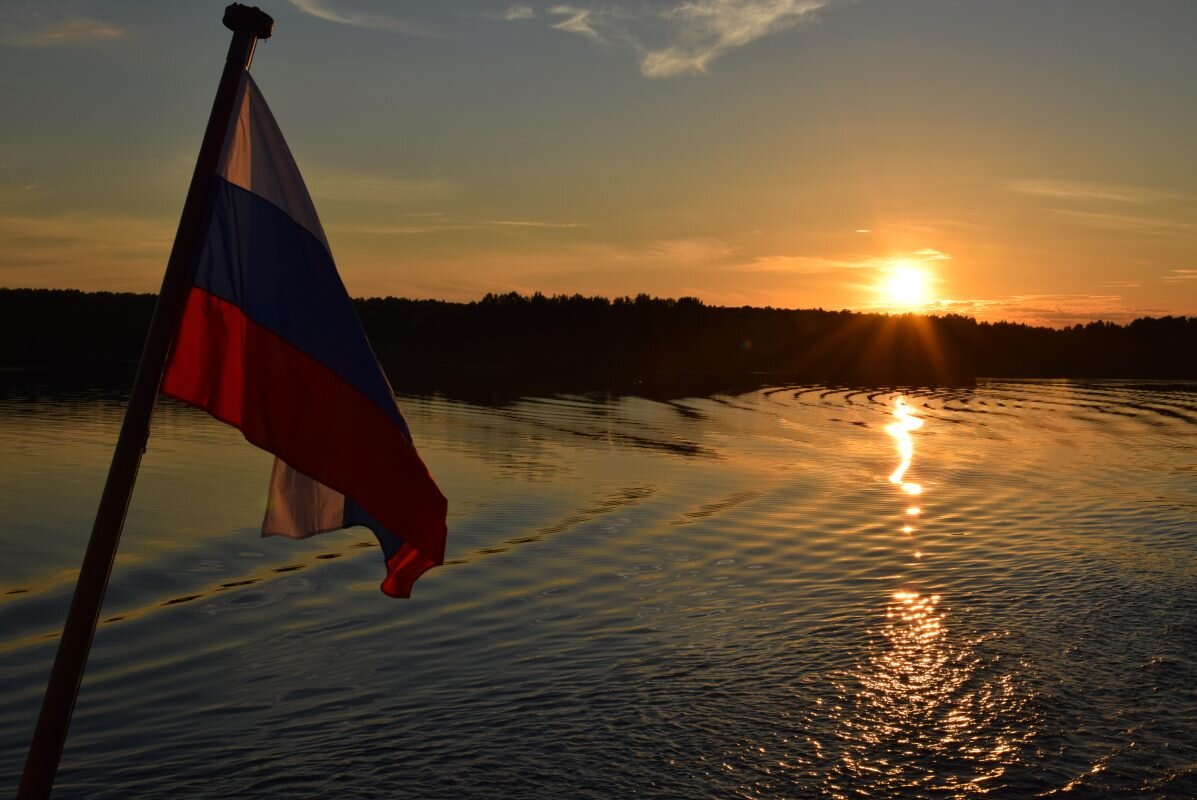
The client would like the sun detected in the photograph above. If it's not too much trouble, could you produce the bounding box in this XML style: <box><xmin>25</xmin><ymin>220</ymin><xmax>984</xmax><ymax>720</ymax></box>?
<box><xmin>880</xmin><ymin>260</ymin><xmax>933</xmax><ymax>309</ymax></box>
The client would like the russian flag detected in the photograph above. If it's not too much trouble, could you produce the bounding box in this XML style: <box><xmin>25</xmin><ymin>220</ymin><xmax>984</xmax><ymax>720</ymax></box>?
<box><xmin>162</xmin><ymin>74</ymin><xmax>448</xmax><ymax>597</ymax></box>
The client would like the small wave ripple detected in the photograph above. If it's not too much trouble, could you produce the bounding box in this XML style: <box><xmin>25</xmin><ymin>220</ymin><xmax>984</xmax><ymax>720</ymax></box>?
<box><xmin>1</xmin><ymin>381</ymin><xmax>1195</xmax><ymax>798</ymax></box>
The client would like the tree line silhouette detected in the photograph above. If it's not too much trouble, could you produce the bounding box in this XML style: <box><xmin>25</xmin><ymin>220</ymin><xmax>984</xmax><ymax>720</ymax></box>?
<box><xmin>2</xmin><ymin>288</ymin><xmax>1193</xmax><ymax>396</ymax></box>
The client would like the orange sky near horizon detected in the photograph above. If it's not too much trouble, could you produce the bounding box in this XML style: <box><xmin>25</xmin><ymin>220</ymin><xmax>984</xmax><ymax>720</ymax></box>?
<box><xmin>1</xmin><ymin>0</ymin><xmax>1194</xmax><ymax>328</ymax></box>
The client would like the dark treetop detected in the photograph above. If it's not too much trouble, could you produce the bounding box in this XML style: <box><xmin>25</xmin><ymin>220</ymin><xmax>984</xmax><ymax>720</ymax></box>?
<box><xmin>3</xmin><ymin>288</ymin><xmax>1194</xmax><ymax>398</ymax></box>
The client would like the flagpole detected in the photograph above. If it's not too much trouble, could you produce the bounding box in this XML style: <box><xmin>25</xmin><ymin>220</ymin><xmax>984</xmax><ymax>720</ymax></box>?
<box><xmin>17</xmin><ymin>6</ymin><xmax>274</xmax><ymax>798</ymax></box>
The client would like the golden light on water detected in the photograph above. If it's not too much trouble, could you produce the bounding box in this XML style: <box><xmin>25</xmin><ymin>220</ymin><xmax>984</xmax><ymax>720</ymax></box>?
<box><xmin>887</xmin><ymin>397</ymin><xmax>926</xmax><ymax>559</ymax></box>
<box><xmin>828</xmin><ymin>583</ymin><xmax>1031</xmax><ymax>794</ymax></box>
<box><xmin>885</xmin><ymin>398</ymin><xmax>924</xmax><ymax>496</ymax></box>
<box><xmin>822</xmin><ymin>392</ymin><xmax>1032</xmax><ymax>794</ymax></box>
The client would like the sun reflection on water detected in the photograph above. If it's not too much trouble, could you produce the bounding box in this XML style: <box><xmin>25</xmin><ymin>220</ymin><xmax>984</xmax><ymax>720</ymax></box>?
<box><xmin>886</xmin><ymin>397</ymin><xmax>924</xmax><ymax>496</ymax></box>
<box><xmin>821</xmin><ymin>587</ymin><xmax>1033</xmax><ymax>798</ymax></box>
<box><xmin>815</xmin><ymin>394</ymin><xmax>1035</xmax><ymax>797</ymax></box>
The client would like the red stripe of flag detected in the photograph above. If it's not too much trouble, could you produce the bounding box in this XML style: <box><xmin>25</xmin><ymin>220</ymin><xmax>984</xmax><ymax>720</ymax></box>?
<box><xmin>163</xmin><ymin>287</ymin><xmax>447</xmax><ymax>566</ymax></box>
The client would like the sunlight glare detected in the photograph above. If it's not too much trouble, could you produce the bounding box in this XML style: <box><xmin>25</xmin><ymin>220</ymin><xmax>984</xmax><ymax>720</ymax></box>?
<box><xmin>885</xmin><ymin>397</ymin><xmax>924</xmax><ymax>496</ymax></box>
<box><xmin>881</xmin><ymin>260</ymin><xmax>933</xmax><ymax>309</ymax></box>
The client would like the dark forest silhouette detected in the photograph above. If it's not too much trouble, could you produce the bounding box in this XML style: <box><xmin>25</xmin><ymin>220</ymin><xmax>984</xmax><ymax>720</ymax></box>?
<box><xmin>2</xmin><ymin>288</ymin><xmax>1194</xmax><ymax>397</ymax></box>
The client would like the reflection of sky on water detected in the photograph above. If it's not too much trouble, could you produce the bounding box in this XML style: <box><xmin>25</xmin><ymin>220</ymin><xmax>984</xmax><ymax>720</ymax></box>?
<box><xmin>2</xmin><ymin>382</ymin><xmax>1195</xmax><ymax>797</ymax></box>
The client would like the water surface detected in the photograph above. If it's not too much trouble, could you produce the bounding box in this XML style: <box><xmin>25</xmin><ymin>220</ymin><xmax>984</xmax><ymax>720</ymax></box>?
<box><xmin>2</xmin><ymin>380</ymin><xmax>1195</xmax><ymax>798</ymax></box>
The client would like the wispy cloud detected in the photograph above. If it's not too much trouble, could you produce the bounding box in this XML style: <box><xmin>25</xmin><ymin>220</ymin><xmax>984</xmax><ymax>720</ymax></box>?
<box><xmin>1163</xmin><ymin>269</ymin><xmax>1197</xmax><ymax>283</ymax></box>
<box><xmin>549</xmin><ymin>5</ymin><xmax>604</xmax><ymax>40</ymax></box>
<box><xmin>912</xmin><ymin>248</ymin><xmax>951</xmax><ymax>261</ymax></box>
<box><xmin>328</xmin><ymin>217</ymin><xmax>584</xmax><ymax>238</ymax></box>
<box><xmin>933</xmin><ymin>294</ymin><xmax>1171</xmax><ymax>328</ymax></box>
<box><xmin>648</xmin><ymin>237</ymin><xmax>738</xmax><ymax>261</ymax></box>
<box><xmin>503</xmin><ymin>5</ymin><xmax>536</xmax><ymax>21</ymax></box>
<box><xmin>286</xmin><ymin>0</ymin><xmax>441</xmax><ymax>36</ymax></box>
<box><xmin>305</xmin><ymin>169</ymin><xmax>454</xmax><ymax>204</ymax></box>
<box><xmin>1008</xmin><ymin>179</ymin><xmax>1181</xmax><ymax>205</ymax></box>
<box><xmin>872</xmin><ymin>217</ymin><xmax>985</xmax><ymax>237</ymax></box>
<box><xmin>1049</xmin><ymin>208</ymin><xmax>1195</xmax><ymax>236</ymax></box>
<box><xmin>328</xmin><ymin>223</ymin><xmax>479</xmax><ymax>236</ymax></box>
<box><xmin>737</xmin><ymin>246</ymin><xmax>951</xmax><ymax>274</ymax></box>
<box><xmin>737</xmin><ymin>254</ymin><xmax>870</xmax><ymax>273</ymax></box>
<box><xmin>520</xmin><ymin>237</ymin><xmax>740</xmax><ymax>270</ymax></box>
<box><xmin>1010</xmin><ymin>179</ymin><xmax>1196</xmax><ymax>241</ymax></box>
<box><xmin>485</xmin><ymin>219</ymin><xmax>583</xmax><ymax>229</ymax></box>
<box><xmin>0</xmin><ymin>6</ymin><xmax>123</xmax><ymax>47</ymax></box>
<box><xmin>0</xmin><ymin>212</ymin><xmax>173</xmax><ymax>289</ymax></box>
<box><xmin>548</xmin><ymin>0</ymin><xmax>834</xmax><ymax>78</ymax></box>
<box><xmin>644</xmin><ymin>0</ymin><xmax>830</xmax><ymax>77</ymax></box>
<box><xmin>0</xmin><ymin>212</ymin><xmax>171</xmax><ymax>251</ymax></box>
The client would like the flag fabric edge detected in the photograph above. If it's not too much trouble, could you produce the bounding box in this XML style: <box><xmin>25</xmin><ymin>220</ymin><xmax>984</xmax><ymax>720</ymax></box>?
<box><xmin>161</xmin><ymin>73</ymin><xmax>448</xmax><ymax>598</ymax></box>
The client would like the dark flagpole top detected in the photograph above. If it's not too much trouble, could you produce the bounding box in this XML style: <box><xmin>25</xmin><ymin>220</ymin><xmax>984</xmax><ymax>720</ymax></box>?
<box><xmin>223</xmin><ymin>3</ymin><xmax>274</xmax><ymax>38</ymax></box>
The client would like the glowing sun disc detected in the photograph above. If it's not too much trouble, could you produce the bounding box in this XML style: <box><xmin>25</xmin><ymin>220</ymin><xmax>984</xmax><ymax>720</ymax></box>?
<box><xmin>881</xmin><ymin>262</ymin><xmax>933</xmax><ymax>308</ymax></box>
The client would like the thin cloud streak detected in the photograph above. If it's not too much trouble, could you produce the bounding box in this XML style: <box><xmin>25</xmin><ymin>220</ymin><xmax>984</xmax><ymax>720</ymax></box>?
<box><xmin>305</xmin><ymin>169</ymin><xmax>454</xmax><ymax>204</ymax></box>
<box><xmin>1009</xmin><ymin>179</ymin><xmax>1181</xmax><ymax>205</ymax></box>
<box><xmin>736</xmin><ymin>254</ymin><xmax>873</xmax><ymax>273</ymax></box>
<box><xmin>737</xmin><ymin>247</ymin><xmax>952</xmax><ymax>274</ymax></box>
<box><xmin>328</xmin><ymin>223</ymin><xmax>481</xmax><ymax>236</ymax></box>
<box><xmin>286</xmin><ymin>0</ymin><xmax>443</xmax><ymax>37</ymax></box>
<box><xmin>547</xmin><ymin>0</ymin><xmax>835</xmax><ymax>78</ymax></box>
<box><xmin>0</xmin><ymin>212</ymin><xmax>173</xmax><ymax>288</ymax></box>
<box><xmin>503</xmin><ymin>5</ymin><xmax>536</xmax><ymax>21</ymax></box>
<box><xmin>0</xmin><ymin>11</ymin><xmax>124</xmax><ymax>47</ymax></box>
<box><xmin>648</xmin><ymin>238</ymin><xmax>739</xmax><ymax>262</ymax></box>
<box><xmin>485</xmin><ymin>220</ymin><xmax>583</xmax><ymax>229</ymax></box>
<box><xmin>933</xmin><ymin>294</ymin><xmax>1171</xmax><ymax>328</ymax></box>
<box><xmin>913</xmin><ymin>248</ymin><xmax>951</xmax><ymax>261</ymax></box>
<box><xmin>1049</xmin><ymin>208</ymin><xmax>1195</xmax><ymax>236</ymax></box>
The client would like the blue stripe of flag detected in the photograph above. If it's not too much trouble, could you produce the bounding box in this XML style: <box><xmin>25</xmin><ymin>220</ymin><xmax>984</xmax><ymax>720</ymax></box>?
<box><xmin>193</xmin><ymin>178</ymin><xmax>411</xmax><ymax>439</ymax></box>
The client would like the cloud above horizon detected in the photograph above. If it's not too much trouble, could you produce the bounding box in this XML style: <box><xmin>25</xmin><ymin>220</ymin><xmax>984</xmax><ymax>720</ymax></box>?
<box><xmin>736</xmin><ymin>246</ymin><xmax>954</xmax><ymax>275</ymax></box>
<box><xmin>548</xmin><ymin>0</ymin><xmax>834</xmax><ymax>78</ymax></box>
<box><xmin>485</xmin><ymin>219</ymin><xmax>583</xmax><ymax>229</ymax></box>
<box><xmin>932</xmin><ymin>294</ymin><xmax>1172</xmax><ymax>328</ymax></box>
<box><xmin>0</xmin><ymin>5</ymin><xmax>123</xmax><ymax>47</ymax></box>
<box><xmin>1008</xmin><ymin>179</ymin><xmax>1181</xmax><ymax>205</ymax></box>
<box><xmin>283</xmin><ymin>1</ymin><xmax>835</xmax><ymax>77</ymax></box>
<box><xmin>504</xmin><ymin>5</ymin><xmax>537</xmax><ymax>21</ymax></box>
<box><xmin>0</xmin><ymin>211</ymin><xmax>172</xmax><ymax>289</ymax></box>
<box><xmin>303</xmin><ymin>168</ymin><xmax>455</xmax><ymax>205</ymax></box>
<box><xmin>286</xmin><ymin>0</ymin><xmax>441</xmax><ymax>37</ymax></box>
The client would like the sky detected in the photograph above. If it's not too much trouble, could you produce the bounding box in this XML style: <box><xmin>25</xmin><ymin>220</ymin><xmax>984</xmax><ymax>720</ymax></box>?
<box><xmin>1</xmin><ymin>0</ymin><xmax>1195</xmax><ymax>326</ymax></box>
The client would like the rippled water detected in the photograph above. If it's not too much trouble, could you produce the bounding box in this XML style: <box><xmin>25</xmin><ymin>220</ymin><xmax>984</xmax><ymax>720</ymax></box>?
<box><xmin>1</xmin><ymin>380</ymin><xmax>1195</xmax><ymax>798</ymax></box>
